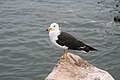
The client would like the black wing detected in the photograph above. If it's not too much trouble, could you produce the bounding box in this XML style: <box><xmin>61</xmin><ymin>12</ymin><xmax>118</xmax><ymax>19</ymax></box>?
<box><xmin>56</xmin><ymin>32</ymin><xmax>97</xmax><ymax>52</ymax></box>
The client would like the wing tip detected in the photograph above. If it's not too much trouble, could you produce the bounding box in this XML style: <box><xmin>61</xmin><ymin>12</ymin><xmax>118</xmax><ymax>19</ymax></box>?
<box><xmin>83</xmin><ymin>45</ymin><xmax>98</xmax><ymax>52</ymax></box>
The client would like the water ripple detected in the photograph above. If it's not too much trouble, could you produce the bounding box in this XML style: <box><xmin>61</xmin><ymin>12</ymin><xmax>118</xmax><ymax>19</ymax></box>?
<box><xmin>0</xmin><ymin>0</ymin><xmax>120</xmax><ymax>80</ymax></box>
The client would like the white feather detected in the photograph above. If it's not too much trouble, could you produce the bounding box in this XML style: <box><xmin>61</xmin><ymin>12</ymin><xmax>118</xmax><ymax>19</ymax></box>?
<box><xmin>48</xmin><ymin>23</ymin><xmax>68</xmax><ymax>50</ymax></box>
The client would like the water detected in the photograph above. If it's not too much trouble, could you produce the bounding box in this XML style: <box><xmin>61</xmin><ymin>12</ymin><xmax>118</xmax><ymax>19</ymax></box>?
<box><xmin>0</xmin><ymin>0</ymin><xmax>120</xmax><ymax>80</ymax></box>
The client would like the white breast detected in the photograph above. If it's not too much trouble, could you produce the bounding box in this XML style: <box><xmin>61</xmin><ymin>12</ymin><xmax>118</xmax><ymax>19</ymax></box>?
<box><xmin>49</xmin><ymin>30</ymin><xmax>68</xmax><ymax>50</ymax></box>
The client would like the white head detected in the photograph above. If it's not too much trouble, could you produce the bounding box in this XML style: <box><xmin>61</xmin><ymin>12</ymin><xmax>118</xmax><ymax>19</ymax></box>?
<box><xmin>46</xmin><ymin>23</ymin><xmax>61</xmax><ymax>31</ymax></box>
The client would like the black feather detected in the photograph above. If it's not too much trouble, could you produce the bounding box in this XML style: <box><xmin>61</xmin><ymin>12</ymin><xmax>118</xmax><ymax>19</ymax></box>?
<box><xmin>56</xmin><ymin>32</ymin><xmax>97</xmax><ymax>52</ymax></box>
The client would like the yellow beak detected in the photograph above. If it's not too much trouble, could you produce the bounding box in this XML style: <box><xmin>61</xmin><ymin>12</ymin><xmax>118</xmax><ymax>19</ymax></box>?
<box><xmin>46</xmin><ymin>27</ymin><xmax>53</xmax><ymax>31</ymax></box>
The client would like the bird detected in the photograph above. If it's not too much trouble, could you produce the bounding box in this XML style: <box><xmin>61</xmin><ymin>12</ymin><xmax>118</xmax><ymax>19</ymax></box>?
<box><xmin>114</xmin><ymin>16</ymin><xmax>120</xmax><ymax>22</ymax></box>
<box><xmin>46</xmin><ymin>23</ymin><xmax>97</xmax><ymax>62</ymax></box>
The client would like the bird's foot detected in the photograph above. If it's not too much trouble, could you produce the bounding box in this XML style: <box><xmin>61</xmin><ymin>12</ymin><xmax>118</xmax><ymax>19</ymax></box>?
<box><xmin>58</xmin><ymin>55</ymin><xmax>66</xmax><ymax>62</ymax></box>
<box><xmin>58</xmin><ymin>50</ymin><xmax>68</xmax><ymax>62</ymax></box>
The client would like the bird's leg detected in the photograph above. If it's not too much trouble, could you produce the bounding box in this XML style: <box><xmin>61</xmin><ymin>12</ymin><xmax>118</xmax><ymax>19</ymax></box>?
<box><xmin>64</xmin><ymin>49</ymin><xmax>68</xmax><ymax>60</ymax></box>
<box><xmin>59</xmin><ymin>50</ymin><xmax>68</xmax><ymax>62</ymax></box>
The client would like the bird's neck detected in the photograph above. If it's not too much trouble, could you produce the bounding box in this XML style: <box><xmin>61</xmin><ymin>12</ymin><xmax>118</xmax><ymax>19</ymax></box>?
<box><xmin>49</xmin><ymin>29</ymin><xmax>61</xmax><ymax>39</ymax></box>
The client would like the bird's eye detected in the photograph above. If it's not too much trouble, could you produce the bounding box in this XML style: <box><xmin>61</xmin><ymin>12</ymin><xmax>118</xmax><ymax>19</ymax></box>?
<box><xmin>53</xmin><ymin>26</ymin><xmax>55</xmax><ymax>27</ymax></box>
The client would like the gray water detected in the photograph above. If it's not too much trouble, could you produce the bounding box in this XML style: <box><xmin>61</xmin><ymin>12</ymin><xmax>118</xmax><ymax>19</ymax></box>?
<box><xmin>0</xmin><ymin>0</ymin><xmax>120</xmax><ymax>80</ymax></box>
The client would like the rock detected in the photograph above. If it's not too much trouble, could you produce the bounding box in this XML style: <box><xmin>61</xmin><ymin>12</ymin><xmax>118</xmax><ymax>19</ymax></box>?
<box><xmin>45</xmin><ymin>53</ymin><xmax>115</xmax><ymax>80</ymax></box>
